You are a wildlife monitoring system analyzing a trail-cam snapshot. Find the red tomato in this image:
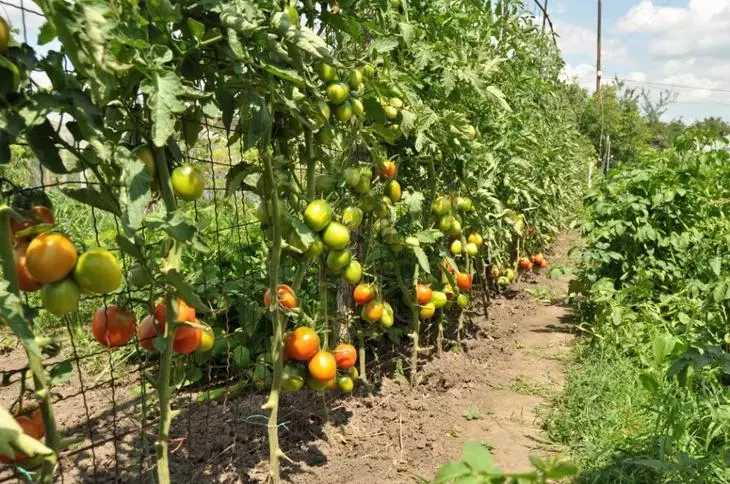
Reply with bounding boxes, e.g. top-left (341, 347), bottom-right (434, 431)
top-left (172, 324), bottom-right (202, 354)
top-left (154, 299), bottom-right (196, 328)
top-left (91, 305), bottom-right (136, 348)
top-left (137, 315), bottom-right (157, 351)
top-left (308, 351), bottom-right (337, 382)
top-left (285, 327), bottom-right (320, 361)
top-left (416, 284), bottom-right (432, 304)
top-left (334, 343), bottom-right (357, 369)
top-left (353, 284), bottom-right (376, 305)
top-left (15, 245), bottom-right (41, 292)
top-left (11, 206), bottom-right (55, 242)
top-left (456, 273), bottom-right (473, 291)
top-left (263, 284), bottom-right (298, 309)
